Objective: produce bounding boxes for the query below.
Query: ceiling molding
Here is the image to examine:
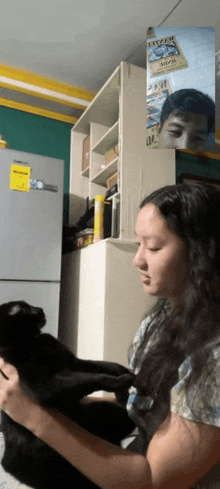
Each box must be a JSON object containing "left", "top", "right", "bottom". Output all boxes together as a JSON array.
[
  {"left": 0, "top": 78, "right": 90, "bottom": 110},
  {"left": 0, "top": 63, "right": 95, "bottom": 101},
  {"left": 0, "top": 96, "right": 78, "bottom": 124},
  {"left": 0, "top": 62, "right": 95, "bottom": 123}
]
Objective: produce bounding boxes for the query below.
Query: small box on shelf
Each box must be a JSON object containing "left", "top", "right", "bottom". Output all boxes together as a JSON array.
[
  {"left": 82, "top": 135, "right": 90, "bottom": 171},
  {"left": 104, "top": 144, "right": 118, "bottom": 164}
]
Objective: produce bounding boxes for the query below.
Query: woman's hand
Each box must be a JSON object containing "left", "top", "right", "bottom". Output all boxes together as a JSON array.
[{"left": 0, "top": 357, "right": 42, "bottom": 431}]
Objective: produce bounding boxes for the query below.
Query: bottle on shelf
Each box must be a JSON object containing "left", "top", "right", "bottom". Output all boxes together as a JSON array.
[{"left": 93, "top": 195, "right": 105, "bottom": 243}]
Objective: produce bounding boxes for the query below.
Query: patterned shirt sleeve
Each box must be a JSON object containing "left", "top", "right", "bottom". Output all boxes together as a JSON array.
[
  {"left": 170, "top": 344, "right": 220, "bottom": 427},
  {"left": 128, "top": 316, "right": 152, "bottom": 372}
]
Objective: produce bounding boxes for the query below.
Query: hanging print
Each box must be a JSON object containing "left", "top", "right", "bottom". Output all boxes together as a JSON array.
[{"left": 147, "top": 36, "right": 188, "bottom": 77}]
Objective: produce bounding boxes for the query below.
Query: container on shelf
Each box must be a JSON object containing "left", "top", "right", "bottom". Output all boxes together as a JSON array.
[
  {"left": 93, "top": 195, "right": 105, "bottom": 243},
  {"left": 75, "top": 228, "right": 94, "bottom": 249}
]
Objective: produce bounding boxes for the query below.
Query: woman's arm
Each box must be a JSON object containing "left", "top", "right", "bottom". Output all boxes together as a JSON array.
[
  {"left": 146, "top": 411, "right": 220, "bottom": 489},
  {"left": 33, "top": 408, "right": 150, "bottom": 489},
  {"left": 28, "top": 407, "right": 220, "bottom": 489},
  {"left": 0, "top": 359, "right": 150, "bottom": 489},
  {"left": 1, "top": 359, "right": 220, "bottom": 489}
]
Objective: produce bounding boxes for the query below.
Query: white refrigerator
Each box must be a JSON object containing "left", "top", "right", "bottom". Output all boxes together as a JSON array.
[{"left": 0, "top": 148, "right": 64, "bottom": 337}]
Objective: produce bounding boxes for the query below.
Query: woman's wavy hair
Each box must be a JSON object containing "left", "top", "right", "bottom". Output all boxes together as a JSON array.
[{"left": 131, "top": 183, "right": 220, "bottom": 426}]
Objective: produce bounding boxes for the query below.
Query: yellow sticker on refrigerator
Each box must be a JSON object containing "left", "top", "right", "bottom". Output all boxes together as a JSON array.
[{"left": 10, "top": 165, "right": 31, "bottom": 192}]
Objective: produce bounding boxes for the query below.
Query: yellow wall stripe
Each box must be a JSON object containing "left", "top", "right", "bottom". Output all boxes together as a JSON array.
[
  {"left": 0, "top": 97, "right": 77, "bottom": 124},
  {"left": 0, "top": 62, "right": 95, "bottom": 102}
]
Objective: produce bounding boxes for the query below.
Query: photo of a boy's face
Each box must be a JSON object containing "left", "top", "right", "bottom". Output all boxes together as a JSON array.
[
  {"left": 153, "top": 88, "right": 215, "bottom": 150},
  {"left": 158, "top": 111, "right": 209, "bottom": 149}
]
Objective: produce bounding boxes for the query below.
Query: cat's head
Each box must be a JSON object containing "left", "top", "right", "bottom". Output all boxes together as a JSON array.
[{"left": 0, "top": 301, "right": 46, "bottom": 350}]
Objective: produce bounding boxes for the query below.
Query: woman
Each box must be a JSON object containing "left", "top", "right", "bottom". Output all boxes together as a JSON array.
[{"left": 1, "top": 182, "right": 220, "bottom": 489}]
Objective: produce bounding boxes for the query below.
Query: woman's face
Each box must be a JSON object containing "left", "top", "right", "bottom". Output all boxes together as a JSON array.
[{"left": 134, "top": 203, "right": 190, "bottom": 300}]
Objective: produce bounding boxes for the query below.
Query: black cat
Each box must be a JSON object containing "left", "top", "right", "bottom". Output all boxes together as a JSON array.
[{"left": 0, "top": 300, "right": 135, "bottom": 489}]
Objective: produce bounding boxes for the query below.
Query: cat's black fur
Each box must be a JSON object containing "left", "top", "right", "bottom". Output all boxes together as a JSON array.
[{"left": 0, "top": 301, "right": 135, "bottom": 489}]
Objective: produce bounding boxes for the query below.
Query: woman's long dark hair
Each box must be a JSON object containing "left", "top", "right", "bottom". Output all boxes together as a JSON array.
[{"left": 131, "top": 183, "right": 220, "bottom": 425}]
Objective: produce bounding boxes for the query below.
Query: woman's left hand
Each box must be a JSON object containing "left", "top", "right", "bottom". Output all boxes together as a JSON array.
[{"left": 0, "top": 357, "right": 41, "bottom": 430}]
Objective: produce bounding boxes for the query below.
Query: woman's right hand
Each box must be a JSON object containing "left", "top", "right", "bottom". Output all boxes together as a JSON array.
[{"left": 0, "top": 357, "right": 43, "bottom": 431}]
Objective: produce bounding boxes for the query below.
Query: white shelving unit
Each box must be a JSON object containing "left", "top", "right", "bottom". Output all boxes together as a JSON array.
[{"left": 59, "top": 62, "right": 176, "bottom": 383}]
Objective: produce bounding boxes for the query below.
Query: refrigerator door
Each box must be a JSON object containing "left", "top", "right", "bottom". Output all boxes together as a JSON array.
[
  {"left": 0, "top": 281, "right": 60, "bottom": 337},
  {"left": 0, "top": 149, "right": 64, "bottom": 281}
]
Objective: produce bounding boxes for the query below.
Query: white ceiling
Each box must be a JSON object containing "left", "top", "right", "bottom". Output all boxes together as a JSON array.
[{"left": 0, "top": 0, "right": 220, "bottom": 93}]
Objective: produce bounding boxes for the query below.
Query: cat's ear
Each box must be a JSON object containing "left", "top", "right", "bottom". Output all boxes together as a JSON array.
[{"left": 8, "top": 304, "right": 22, "bottom": 316}]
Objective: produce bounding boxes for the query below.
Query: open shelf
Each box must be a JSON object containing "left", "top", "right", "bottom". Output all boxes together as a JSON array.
[
  {"left": 91, "top": 157, "right": 118, "bottom": 186},
  {"left": 106, "top": 191, "right": 120, "bottom": 201},
  {"left": 81, "top": 166, "right": 90, "bottom": 178},
  {"left": 72, "top": 66, "right": 120, "bottom": 135},
  {"left": 92, "top": 121, "right": 118, "bottom": 155}
]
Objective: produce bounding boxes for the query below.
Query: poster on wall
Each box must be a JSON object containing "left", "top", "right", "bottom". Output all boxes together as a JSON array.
[
  {"left": 147, "top": 36, "right": 188, "bottom": 77},
  {"left": 147, "top": 78, "right": 172, "bottom": 148}
]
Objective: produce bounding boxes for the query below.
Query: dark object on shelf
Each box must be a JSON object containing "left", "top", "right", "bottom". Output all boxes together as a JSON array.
[
  {"left": 75, "top": 198, "right": 95, "bottom": 232},
  {"left": 62, "top": 196, "right": 112, "bottom": 253},
  {"left": 105, "top": 184, "right": 118, "bottom": 200},
  {"left": 76, "top": 198, "right": 111, "bottom": 241},
  {"left": 104, "top": 200, "right": 112, "bottom": 238},
  {"left": 114, "top": 201, "right": 120, "bottom": 238},
  {"left": 0, "top": 300, "right": 135, "bottom": 489},
  {"left": 62, "top": 198, "right": 95, "bottom": 254}
]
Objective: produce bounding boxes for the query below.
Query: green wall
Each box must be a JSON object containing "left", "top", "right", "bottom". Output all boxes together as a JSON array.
[
  {"left": 0, "top": 105, "right": 73, "bottom": 222},
  {"left": 176, "top": 151, "right": 220, "bottom": 184}
]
